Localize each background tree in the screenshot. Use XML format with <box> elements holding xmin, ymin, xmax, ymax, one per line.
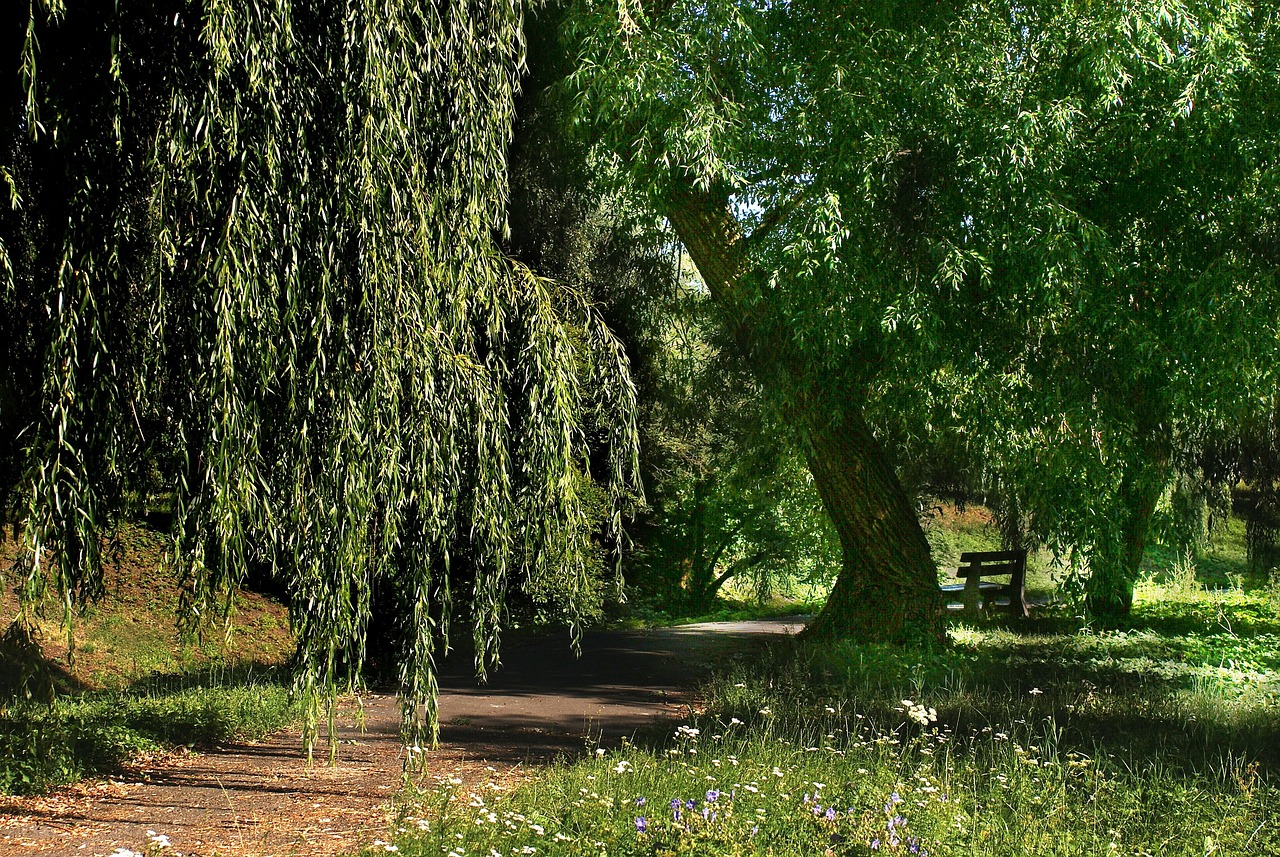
<box><xmin>507</xmin><ymin>6</ymin><xmax>837</xmax><ymax>617</ymax></box>
<box><xmin>567</xmin><ymin>0</ymin><xmax>1280</xmax><ymax>634</ymax></box>
<box><xmin>908</xmin><ymin>0</ymin><xmax>1280</xmax><ymax>614</ymax></box>
<box><xmin>627</xmin><ymin>270</ymin><xmax>840</xmax><ymax>613</ymax></box>
<box><xmin>1</xmin><ymin>0</ymin><xmax>639</xmax><ymax>748</ymax></box>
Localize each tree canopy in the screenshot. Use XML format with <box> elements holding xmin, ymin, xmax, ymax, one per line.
<box><xmin>1</xmin><ymin>0</ymin><xmax>639</xmax><ymax>747</ymax></box>
<box><xmin>567</xmin><ymin>0</ymin><xmax>1280</xmax><ymax>629</ymax></box>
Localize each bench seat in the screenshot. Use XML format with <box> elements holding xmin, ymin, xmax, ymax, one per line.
<box><xmin>939</xmin><ymin>549</ymin><xmax>1029</xmax><ymax>618</ymax></box>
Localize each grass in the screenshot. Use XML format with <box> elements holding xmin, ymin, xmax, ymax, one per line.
<box><xmin>375</xmin><ymin>579</ymin><xmax>1280</xmax><ymax>857</ymax></box>
<box><xmin>606</xmin><ymin>592</ymin><xmax>822</xmax><ymax>631</ymax></box>
<box><xmin>0</xmin><ymin>521</ymin><xmax>300</xmax><ymax>795</ymax></box>
<box><xmin>0</xmin><ymin>666</ymin><xmax>297</xmax><ymax>795</ymax></box>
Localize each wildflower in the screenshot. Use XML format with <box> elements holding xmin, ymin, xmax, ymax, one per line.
<box><xmin>1029</xmin><ymin>687</ymin><xmax>1044</xmax><ymax>695</ymax></box>
<box><xmin>870</xmin><ymin>839</ymin><xmax>880</xmax><ymax>851</ymax></box>
<box><xmin>706</xmin><ymin>789</ymin><xmax>721</xmax><ymax>802</ymax></box>
<box><xmin>825</xmin><ymin>808</ymin><xmax>837</xmax><ymax>821</ymax></box>
<box><xmin>635</xmin><ymin>817</ymin><xmax>647</xmax><ymax>833</ymax></box>
<box><xmin>635</xmin><ymin>797</ymin><xmax>646</xmax><ymax>807</ymax></box>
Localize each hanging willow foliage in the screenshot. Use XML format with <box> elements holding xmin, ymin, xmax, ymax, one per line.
<box><xmin>0</xmin><ymin>0</ymin><xmax>640</xmax><ymax>750</ymax></box>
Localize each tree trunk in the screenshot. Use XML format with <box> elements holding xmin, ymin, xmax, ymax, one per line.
<box><xmin>797</xmin><ymin>401</ymin><xmax>943</xmax><ymax>642</ymax></box>
<box><xmin>1086</xmin><ymin>456</ymin><xmax>1169</xmax><ymax>616</ymax></box>
<box><xmin>665</xmin><ymin>182</ymin><xmax>942</xmax><ymax>643</ymax></box>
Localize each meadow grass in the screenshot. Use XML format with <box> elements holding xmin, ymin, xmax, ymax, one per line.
<box><xmin>377</xmin><ymin>584</ymin><xmax>1279</xmax><ymax>857</ymax></box>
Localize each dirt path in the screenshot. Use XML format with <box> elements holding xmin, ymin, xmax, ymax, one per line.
<box><xmin>0</xmin><ymin>617</ymin><xmax>806</xmax><ymax>857</ymax></box>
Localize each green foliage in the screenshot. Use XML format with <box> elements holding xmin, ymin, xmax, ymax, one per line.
<box><xmin>0</xmin><ymin>673</ymin><xmax>295</xmax><ymax>795</ymax></box>
<box><xmin>1</xmin><ymin>0</ymin><xmax>640</xmax><ymax>747</ymax></box>
<box><xmin>567</xmin><ymin>0</ymin><xmax>1280</xmax><ymax>623</ymax></box>
<box><xmin>627</xmin><ymin>278</ymin><xmax>840</xmax><ymax>612</ymax></box>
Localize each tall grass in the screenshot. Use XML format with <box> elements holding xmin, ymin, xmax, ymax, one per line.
<box><xmin>378</xmin><ymin>587</ymin><xmax>1279</xmax><ymax>857</ymax></box>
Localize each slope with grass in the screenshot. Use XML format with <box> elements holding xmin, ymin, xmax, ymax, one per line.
<box><xmin>0</xmin><ymin>524</ymin><xmax>297</xmax><ymax>794</ymax></box>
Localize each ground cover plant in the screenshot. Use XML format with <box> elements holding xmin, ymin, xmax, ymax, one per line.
<box><xmin>0</xmin><ymin>670</ymin><xmax>296</xmax><ymax>795</ymax></box>
<box><xmin>378</xmin><ymin>583</ymin><xmax>1280</xmax><ymax>857</ymax></box>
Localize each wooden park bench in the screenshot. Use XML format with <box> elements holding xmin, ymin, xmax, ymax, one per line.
<box><xmin>939</xmin><ymin>550</ymin><xmax>1029</xmax><ymax>618</ymax></box>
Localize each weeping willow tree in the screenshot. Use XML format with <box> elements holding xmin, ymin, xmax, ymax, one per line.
<box><xmin>0</xmin><ymin>0</ymin><xmax>640</xmax><ymax>749</ymax></box>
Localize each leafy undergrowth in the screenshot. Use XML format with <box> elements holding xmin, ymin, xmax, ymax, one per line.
<box><xmin>0</xmin><ymin>523</ymin><xmax>299</xmax><ymax>795</ymax></box>
<box><xmin>378</xmin><ymin>586</ymin><xmax>1279</xmax><ymax>857</ymax></box>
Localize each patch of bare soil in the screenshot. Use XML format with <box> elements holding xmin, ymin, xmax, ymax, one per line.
<box><xmin>0</xmin><ymin>619</ymin><xmax>806</xmax><ymax>857</ymax></box>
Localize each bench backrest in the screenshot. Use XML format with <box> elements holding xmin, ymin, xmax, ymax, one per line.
<box><xmin>956</xmin><ymin>550</ymin><xmax>1026</xmax><ymax>579</ymax></box>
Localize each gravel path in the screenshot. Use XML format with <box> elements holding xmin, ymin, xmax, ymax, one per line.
<box><xmin>0</xmin><ymin>617</ymin><xmax>806</xmax><ymax>857</ymax></box>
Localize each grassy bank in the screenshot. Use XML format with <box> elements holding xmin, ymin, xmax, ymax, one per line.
<box><xmin>0</xmin><ymin>523</ymin><xmax>298</xmax><ymax>795</ymax></box>
<box><xmin>378</xmin><ymin>584</ymin><xmax>1279</xmax><ymax>857</ymax></box>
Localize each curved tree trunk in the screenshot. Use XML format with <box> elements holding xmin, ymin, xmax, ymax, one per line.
<box><xmin>798</xmin><ymin>402</ymin><xmax>943</xmax><ymax>641</ymax></box>
<box><xmin>665</xmin><ymin>182</ymin><xmax>942</xmax><ymax>643</ymax></box>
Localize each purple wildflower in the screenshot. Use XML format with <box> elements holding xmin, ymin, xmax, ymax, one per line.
<box><xmin>635</xmin><ymin>817</ymin><xmax>647</xmax><ymax>833</ymax></box>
